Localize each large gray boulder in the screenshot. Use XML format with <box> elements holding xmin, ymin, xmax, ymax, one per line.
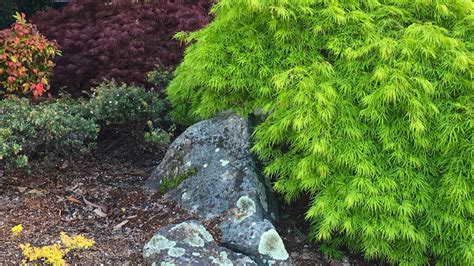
<box><xmin>143</xmin><ymin>220</ymin><xmax>257</xmax><ymax>265</ymax></box>
<box><xmin>147</xmin><ymin>113</ymin><xmax>290</xmax><ymax>265</ymax></box>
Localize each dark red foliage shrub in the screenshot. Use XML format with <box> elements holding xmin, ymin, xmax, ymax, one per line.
<box><xmin>32</xmin><ymin>0</ymin><xmax>211</xmax><ymax>97</ymax></box>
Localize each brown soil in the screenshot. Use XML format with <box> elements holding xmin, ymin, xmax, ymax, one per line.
<box><xmin>0</xmin><ymin>126</ymin><xmax>195</xmax><ymax>264</ymax></box>
<box><xmin>1</xmin><ymin>126</ymin><xmax>375</xmax><ymax>265</ymax></box>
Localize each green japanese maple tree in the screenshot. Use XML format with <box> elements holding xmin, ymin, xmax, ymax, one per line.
<box><xmin>168</xmin><ymin>0</ymin><xmax>473</xmax><ymax>264</ymax></box>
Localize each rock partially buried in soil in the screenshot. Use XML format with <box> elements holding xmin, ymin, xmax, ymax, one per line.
<box><xmin>220</xmin><ymin>218</ymin><xmax>289</xmax><ymax>263</ymax></box>
<box><xmin>147</xmin><ymin>113</ymin><xmax>279</xmax><ymax>221</ymax></box>
<box><xmin>143</xmin><ymin>220</ymin><xmax>256</xmax><ymax>265</ymax></box>
<box><xmin>147</xmin><ymin>113</ymin><xmax>290</xmax><ymax>265</ymax></box>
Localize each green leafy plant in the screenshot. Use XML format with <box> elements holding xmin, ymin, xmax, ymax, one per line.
<box><xmin>0</xmin><ymin>81</ymin><xmax>170</xmax><ymax>170</ymax></box>
<box><xmin>83</xmin><ymin>81</ymin><xmax>165</xmax><ymax>126</ymax></box>
<box><xmin>147</xmin><ymin>63</ymin><xmax>174</xmax><ymax>90</ymax></box>
<box><xmin>144</xmin><ymin>120</ymin><xmax>171</xmax><ymax>145</ymax></box>
<box><xmin>0</xmin><ymin>97</ymin><xmax>98</xmax><ymax>169</ymax></box>
<box><xmin>0</xmin><ymin>12</ymin><xmax>60</xmax><ymax>97</ymax></box>
<box><xmin>167</xmin><ymin>0</ymin><xmax>473</xmax><ymax>265</ymax></box>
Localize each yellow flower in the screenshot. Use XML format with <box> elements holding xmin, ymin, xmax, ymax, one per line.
<box><xmin>60</xmin><ymin>232</ymin><xmax>95</xmax><ymax>251</ymax></box>
<box><xmin>20</xmin><ymin>243</ymin><xmax>65</xmax><ymax>266</ymax></box>
<box><xmin>11</xmin><ymin>224</ymin><xmax>23</xmax><ymax>236</ymax></box>
<box><xmin>19</xmin><ymin>232</ymin><xmax>94</xmax><ymax>266</ymax></box>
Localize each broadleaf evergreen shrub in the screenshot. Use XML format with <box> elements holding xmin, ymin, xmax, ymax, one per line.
<box><xmin>31</xmin><ymin>0</ymin><xmax>211</xmax><ymax>97</ymax></box>
<box><xmin>82</xmin><ymin>81</ymin><xmax>165</xmax><ymax>126</ymax></box>
<box><xmin>1</xmin><ymin>82</ymin><xmax>167</xmax><ymax>169</ymax></box>
<box><xmin>147</xmin><ymin>63</ymin><xmax>174</xmax><ymax>90</ymax></box>
<box><xmin>168</xmin><ymin>0</ymin><xmax>474</xmax><ymax>264</ymax></box>
<box><xmin>0</xmin><ymin>97</ymin><xmax>98</xmax><ymax>169</ymax></box>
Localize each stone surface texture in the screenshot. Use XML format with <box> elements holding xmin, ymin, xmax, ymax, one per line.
<box><xmin>143</xmin><ymin>220</ymin><xmax>257</xmax><ymax>265</ymax></box>
<box><xmin>146</xmin><ymin>113</ymin><xmax>290</xmax><ymax>265</ymax></box>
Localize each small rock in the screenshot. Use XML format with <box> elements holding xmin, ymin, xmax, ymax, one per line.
<box><xmin>143</xmin><ymin>220</ymin><xmax>256</xmax><ymax>265</ymax></box>
<box><xmin>17</xmin><ymin>187</ymin><xmax>27</xmax><ymax>193</ymax></box>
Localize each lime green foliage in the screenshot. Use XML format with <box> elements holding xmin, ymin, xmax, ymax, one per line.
<box><xmin>0</xmin><ymin>97</ymin><xmax>98</xmax><ymax>169</ymax></box>
<box><xmin>158</xmin><ymin>168</ymin><xmax>197</xmax><ymax>194</ymax></box>
<box><xmin>168</xmin><ymin>0</ymin><xmax>473</xmax><ymax>264</ymax></box>
<box><xmin>84</xmin><ymin>80</ymin><xmax>165</xmax><ymax>126</ymax></box>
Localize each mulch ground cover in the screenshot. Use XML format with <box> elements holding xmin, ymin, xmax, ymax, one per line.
<box><xmin>1</xmin><ymin>126</ymin><xmax>374</xmax><ymax>265</ymax></box>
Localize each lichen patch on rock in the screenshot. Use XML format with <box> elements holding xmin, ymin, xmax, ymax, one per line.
<box><xmin>209</xmin><ymin>251</ymin><xmax>234</xmax><ymax>266</ymax></box>
<box><xmin>167</xmin><ymin>247</ymin><xmax>186</xmax><ymax>257</ymax></box>
<box><xmin>171</xmin><ymin>222</ymin><xmax>214</xmax><ymax>247</ymax></box>
<box><xmin>143</xmin><ymin>235</ymin><xmax>177</xmax><ymax>258</ymax></box>
<box><xmin>160</xmin><ymin>262</ymin><xmax>176</xmax><ymax>266</ymax></box>
<box><xmin>235</xmin><ymin>196</ymin><xmax>256</xmax><ymax>223</ymax></box>
<box><xmin>220</xmin><ymin>159</ymin><xmax>230</xmax><ymax>166</ymax></box>
<box><xmin>258</xmin><ymin>229</ymin><xmax>289</xmax><ymax>261</ymax></box>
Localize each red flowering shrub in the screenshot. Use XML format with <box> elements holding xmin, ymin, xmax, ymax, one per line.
<box><xmin>32</xmin><ymin>0</ymin><xmax>211</xmax><ymax>97</ymax></box>
<box><xmin>0</xmin><ymin>13</ymin><xmax>60</xmax><ymax>97</ymax></box>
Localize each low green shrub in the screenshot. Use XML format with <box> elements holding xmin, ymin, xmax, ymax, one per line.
<box><xmin>83</xmin><ymin>81</ymin><xmax>165</xmax><ymax>126</ymax></box>
<box><xmin>0</xmin><ymin>97</ymin><xmax>98</xmax><ymax>169</ymax></box>
<box><xmin>147</xmin><ymin>64</ymin><xmax>173</xmax><ymax>90</ymax></box>
<box><xmin>144</xmin><ymin>120</ymin><xmax>171</xmax><ymax>146</ymax></box>
<box><xmin>1</xmin><ymin>81</ymin><xmax>169</xmax><ymax>169</ymax></box>
<box><xmin>168</xmin><ymin>0</ymin><xmax>473</xmax><ymax>265</ymax></box>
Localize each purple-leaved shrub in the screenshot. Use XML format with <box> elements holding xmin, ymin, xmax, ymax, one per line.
<box><xmin>32</xmin><ymin>0</ymin><xmax>212</xmax><ymax>96</ymax></box>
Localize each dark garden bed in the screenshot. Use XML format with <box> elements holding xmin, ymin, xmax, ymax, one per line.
<box><xmin>0</xmin><ymin>126</ymin><xmax>194</xmax><ymax>264</ymax></box>
<box><xmin>1</xmin><ymin>126</ymin><xmax>372</xmax><ymax>265</ymax></box>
